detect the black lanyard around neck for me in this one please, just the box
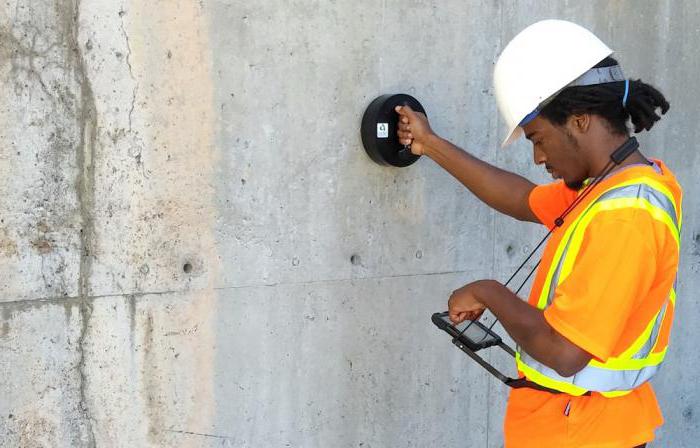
[455,137,640,340]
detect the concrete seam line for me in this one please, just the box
[0,268,484,308]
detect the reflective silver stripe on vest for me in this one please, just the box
[520,182,679,393]
[633,301,667,360]
[545,215,587,307]
[544,183,679,307]
[518,350,661,392]
[597,183,679,229]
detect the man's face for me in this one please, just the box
[522,116,588,190]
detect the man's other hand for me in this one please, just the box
[448,282,488,324]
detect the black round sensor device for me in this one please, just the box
[360,94,426,167]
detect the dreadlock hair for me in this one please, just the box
[539,57,670,136]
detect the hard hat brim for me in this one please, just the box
[501,125,523,148]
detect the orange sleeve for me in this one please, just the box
[528,181,578,229]
[543,212,657,361]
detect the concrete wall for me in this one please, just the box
[0,1,698,446]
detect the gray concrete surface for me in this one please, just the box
[0,0,698,446]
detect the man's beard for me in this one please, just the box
[565,178,585,190]
[563,129,585,190]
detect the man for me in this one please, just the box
[396,20,681,447]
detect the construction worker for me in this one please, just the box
[396,20,681,448]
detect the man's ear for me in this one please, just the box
[568,113,590,134]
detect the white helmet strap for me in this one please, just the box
[569,65,625,87]
[519,65,626,126]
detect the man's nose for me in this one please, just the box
[533,146,546,165]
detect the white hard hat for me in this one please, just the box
[494,20,621,147]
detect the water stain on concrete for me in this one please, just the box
[32,238,53,254]
[0,307,10,338]
[0,228,18,257]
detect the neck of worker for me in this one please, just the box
[583,117,649,178]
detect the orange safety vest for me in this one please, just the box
[518,161,682,397]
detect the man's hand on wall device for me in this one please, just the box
[395,104,433,156]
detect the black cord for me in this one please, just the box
[455,137,639,342]
[481,159,618,335]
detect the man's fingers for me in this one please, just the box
[396,106,419,138]
[452,311,480,324]
[466,310,483,321]
[452,311,482,324]
[397,124,413,146]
